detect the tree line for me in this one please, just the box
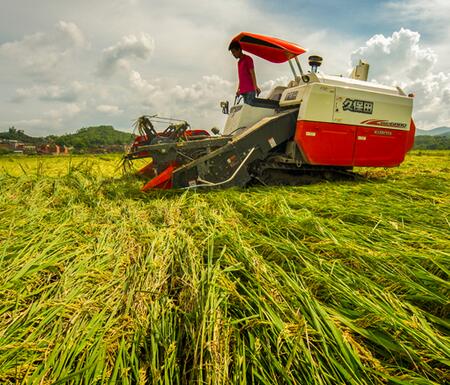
[0,126,134,150]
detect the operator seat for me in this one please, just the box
[267,86,287,101]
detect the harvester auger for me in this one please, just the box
[123,32,416,191]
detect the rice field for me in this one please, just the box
[0,151,449,384]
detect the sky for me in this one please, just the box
[0,0,449,135]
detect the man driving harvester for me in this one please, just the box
[229,41,261,105]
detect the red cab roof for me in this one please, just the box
[231,32,306,63]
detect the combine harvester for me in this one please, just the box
[124,32,416,190]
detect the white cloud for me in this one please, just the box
[260,76,290,96]
[351,28,450,129]
[96,104,123,115]
[351,29,437,82]
[385,0,450,24]
[0,21,87,78]
[2,103,85,134]
[124,71,233,128]
[97,33,155,77]
[44,103,84,124]
[169,75,233,104]
[128,70,157,99]
[56,21,87,48]
[383,0,450,74]
[13,82,86,103]
[5,118,45,129]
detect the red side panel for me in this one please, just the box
[294,121,356,166]
[295,120,413,168]
[353,126,409,167]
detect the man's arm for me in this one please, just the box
[250,69,261,95]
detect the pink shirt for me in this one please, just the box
[238,54,255,94]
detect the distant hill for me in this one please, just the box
[49,126,134,149]
[413,135,450,150]
[0,126,134,150]
[413,126,450,149]
[415,126,450,136]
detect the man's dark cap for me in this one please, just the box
[228,41,241,51]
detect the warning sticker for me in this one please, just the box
[268,137,277,148]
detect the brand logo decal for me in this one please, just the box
[343,98,373,114]
[361,119,407,129]
[374,130,393,136]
